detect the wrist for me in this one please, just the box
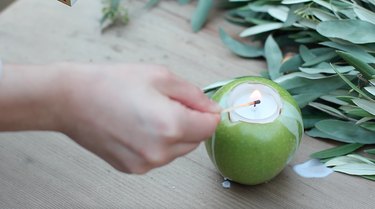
[0,63,67,132]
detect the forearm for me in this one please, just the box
[0,64,64,131]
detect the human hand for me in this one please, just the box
[55,63,221,174]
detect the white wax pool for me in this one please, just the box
[293,159,333,178]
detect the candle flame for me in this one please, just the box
[250,90,262,101]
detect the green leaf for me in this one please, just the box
[325,155,367,167]
[336,51,375,80]
[340,105,373,118]
[312,0,339,12]
[362,175,375,181]
[353,5,375,25]
[219,28,263,58]
[352,98,375,115]
[302,109,331,129]
[365,87,375,97]
[267,6,289,22]
[311,8,337,21]
[300,63,354,75]
[360,122,375,132]
[264,35,282,80]
[315,119,375,144]
[191,0,213,32]
[275,72,355,95]
[356,117,375,125]
[302,51,337,67]
[311,143,363,159]
[320,95,349,105]
[365,149,375,155]
[330,63,374,101]
[320,41,375,64]
[284,4,300,27]
[309,102,349,120]
[279,54,303,73]
[240,23,284,37]
[293,93,321,108]
[282,0,311,4]
[306,128,347,141]
[299,45,316,62]
[317,20,375,44]
[333,163,375,175]
[347,154,375,164]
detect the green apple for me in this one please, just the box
[205,76,303,185]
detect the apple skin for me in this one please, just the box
[205,77,303,185]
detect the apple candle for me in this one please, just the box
[205,77,303,185]
[227,83,282,123]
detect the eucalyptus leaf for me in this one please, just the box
[352,98,375,115]
[360,122,375,132]
[302,51,337,67]
[300,64,354,75]
[311,143,363,159]
[325,155,367,167]
[365,87,375,96]
[264,35,283,80]
[267,6,289,22]
[311,8,338,21]
[353,5,375,25]
[331,63,374,101]
[309,102,349,120]
[294,93,321,108]
[299,45,316,62]
[340,105,373,118]
[276,72,354,95]
[302,108,331,129]
[320,95,349,105]
[356,117,375,125]
[279,54,303,73]
[284,4,300,26]
[347,154,375,164]
[320,41,375,64]
[315,119,375,144]
[362,175,375,181]
[282,0,311,4]
[306,128,349,141]
[240,23,284,37]
[191,0,213,32]
[336,51,375,80]
[365,148,375,155]
[312,0,339,11]
[333,163,375,175]
[219,28,263,58]
[317,20,375,44]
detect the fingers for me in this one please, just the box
[170,142,201,159]
[154,70,221,113]
[181,110,220,142]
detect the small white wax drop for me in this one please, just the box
[293,159,333,178]
[222,180,231,189]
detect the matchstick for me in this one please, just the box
[221,100,261,113]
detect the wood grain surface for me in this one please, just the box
[0,0,374,208]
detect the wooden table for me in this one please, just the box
[0,0,374,208]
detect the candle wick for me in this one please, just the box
[253,100,261,107]
[221,100,261,113]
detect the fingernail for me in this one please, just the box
[209,100,222,113]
